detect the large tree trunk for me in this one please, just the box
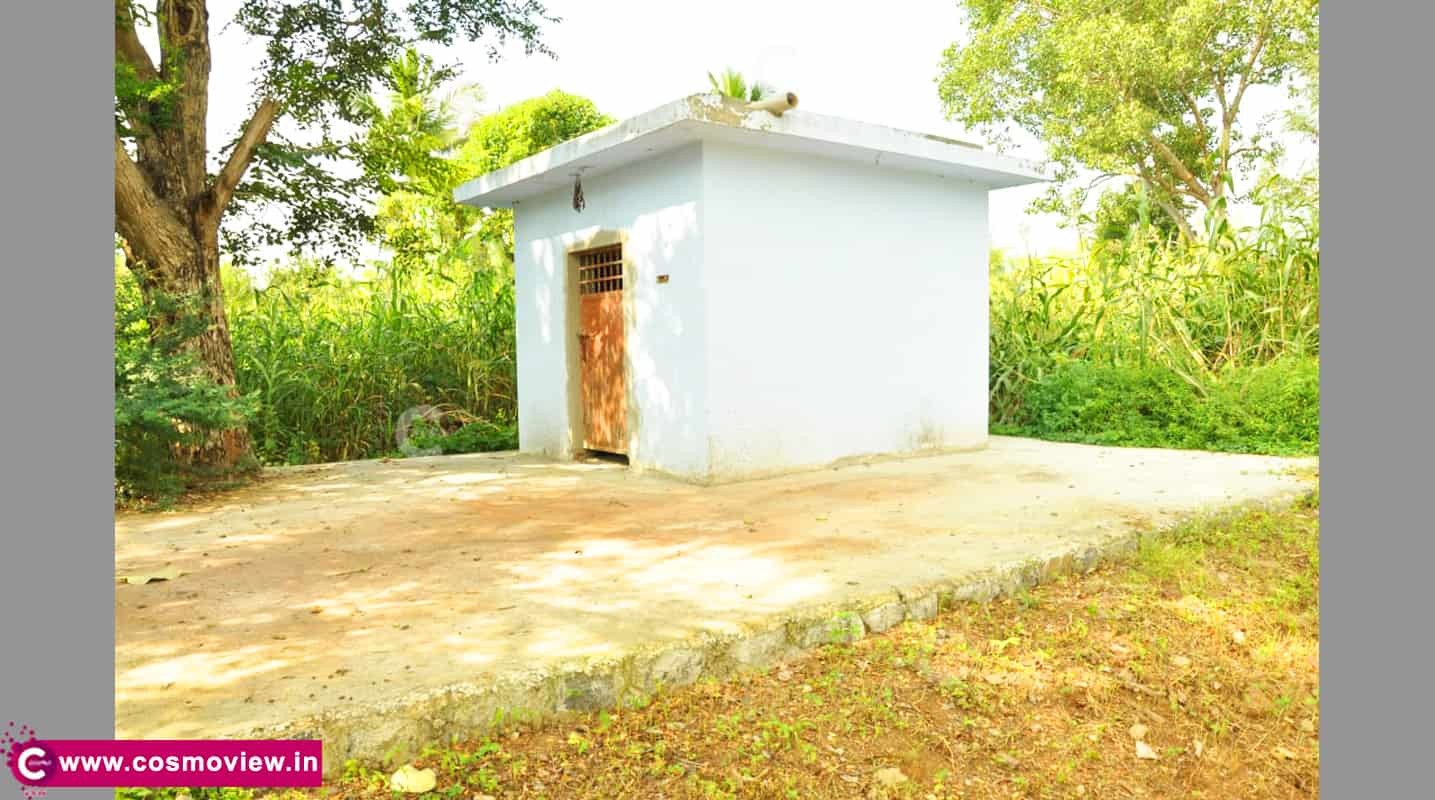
[115,0,275,469]
[119,219,252,468]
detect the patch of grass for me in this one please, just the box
[116,790,255,800]
[311,497,1319,799]
[408,415,518,455]
[1003,357,1319,456]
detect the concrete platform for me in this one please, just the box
[115,437,1315,770]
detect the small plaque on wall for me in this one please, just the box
[656,274,670,284]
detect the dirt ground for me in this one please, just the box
[115,437,1314,750]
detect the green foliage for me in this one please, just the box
[114,266,256,504]
[353,48,479,197]
[1090,183,1187,246]
[990,169,1318,455]
[116,789,251,800]
[441,90,615,251]
[117,0,557,266]
[457,90,615,177]
[219,257,516,465]
[227,136,379,264]
[232,0,553,129]
[938,0,1320,234]
[113,61,178,135]
[1006,357,1318,455]
[410,416,519,455]
[374,89,613,272]
[706,68,774,101]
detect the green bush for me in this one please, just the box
[989,173,1320,427]
[1194,356,1320,455]
[114,278,255,504]
[409,415,519,454]
[1001,357,1319,456]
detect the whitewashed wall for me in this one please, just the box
[513,138,990,482]
[699,140,990,480]
[513,143,711,476]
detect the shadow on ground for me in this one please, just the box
[115,437,1316,758]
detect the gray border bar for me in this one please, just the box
[0,4,115,799]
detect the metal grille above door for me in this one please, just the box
[577,244,624,295]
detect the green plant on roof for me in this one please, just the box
[706,67,775,101]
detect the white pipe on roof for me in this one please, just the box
[747,92,799,116]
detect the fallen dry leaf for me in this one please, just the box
[1135,741,1159,760]
[1128,723,1149,741]
[390,764,436,793]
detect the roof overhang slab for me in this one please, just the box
[454,94,1046,209]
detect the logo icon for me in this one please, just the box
[395,405,446,457]
[3,723,50,798]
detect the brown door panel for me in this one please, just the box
[577,251,627,454]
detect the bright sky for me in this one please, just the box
[191,0,1314,264]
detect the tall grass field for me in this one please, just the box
[115,255,519,502]
[989,177,1319,455]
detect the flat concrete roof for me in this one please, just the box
[454,94,1046,208]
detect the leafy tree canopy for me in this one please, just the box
[456,90,615,176]
[367,81,613,272]
[937,0,1318,240]
[116,0,556,267]
[352,48,481,199]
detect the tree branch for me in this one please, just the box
[206,98,280,224]
[115,1,160,82]
[115,136,198,276]
[1145,133,1211,206]
[1215,27,1269,195]
[1137,165,1196,243]
[1179,90,1209,144]
[1227,28,1269,127]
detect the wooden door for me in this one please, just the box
[576,244,627,454]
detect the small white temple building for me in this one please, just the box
[455,93,1044,483]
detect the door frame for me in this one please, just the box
[565,229,637,460]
